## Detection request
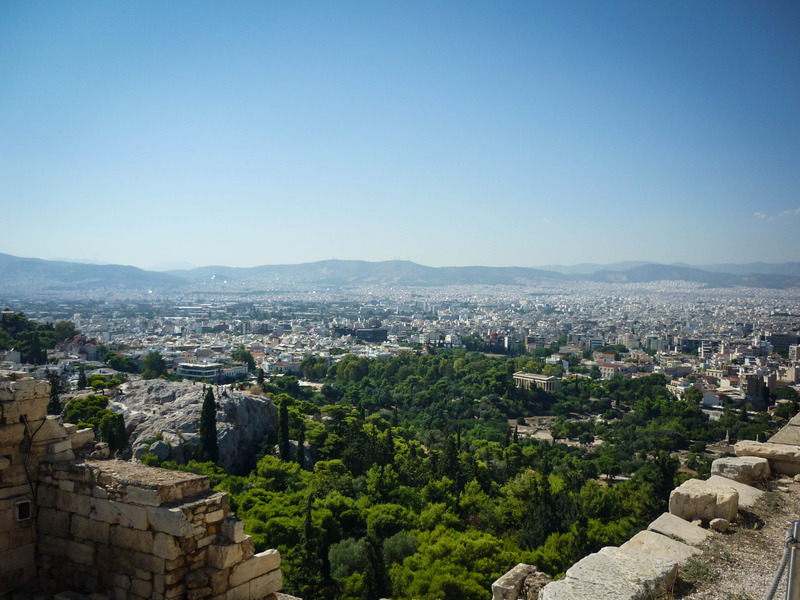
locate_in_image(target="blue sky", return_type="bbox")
[1,1,798,269]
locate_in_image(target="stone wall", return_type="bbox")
[1,372,60,594]
[0,373,284,600]
[36,460,282,600]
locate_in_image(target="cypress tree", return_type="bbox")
[199,388,218,463]
[47,372,62,415]
[77,366,87,390]
[278,400,290,461]
[296,424,306,468]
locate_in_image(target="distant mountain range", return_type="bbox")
[1,253,799,293]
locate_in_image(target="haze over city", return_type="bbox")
[1,1,799,269]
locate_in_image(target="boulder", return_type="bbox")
[735,441,800,475]
[539,545,677,600]
[711,456,770,484]
[668,478,738,522]
[149,440,171,462]
[709,518,729,532]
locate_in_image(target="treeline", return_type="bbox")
[0,311,78,364]
[161,350,790,600]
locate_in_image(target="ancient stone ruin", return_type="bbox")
[0,372,283,600]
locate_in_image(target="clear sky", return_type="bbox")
[1,1,798,270]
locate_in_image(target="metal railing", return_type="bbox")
[765,520,800,600]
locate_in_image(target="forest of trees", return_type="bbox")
[0,311,78,364]
[158,349,791,600]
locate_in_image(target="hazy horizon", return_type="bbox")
[2,2,799,269]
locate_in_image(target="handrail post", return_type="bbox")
[787,520,800,600]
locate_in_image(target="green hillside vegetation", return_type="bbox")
[0,311,78,364]
[160,349,784,600]
[64,394,126,453]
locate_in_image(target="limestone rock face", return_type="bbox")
[711,456,770,484]
[668,478,738,522]
[735,440,800,475]
[114,380,278,473]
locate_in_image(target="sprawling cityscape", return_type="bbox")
[4,277,798,413]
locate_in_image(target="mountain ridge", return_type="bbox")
[1,253,799,292]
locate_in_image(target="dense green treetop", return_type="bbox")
[162,349,782,600]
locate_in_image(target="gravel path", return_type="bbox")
[673,477,800,600]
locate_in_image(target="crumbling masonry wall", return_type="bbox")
[1,373,283,600]
[36,460,282,600]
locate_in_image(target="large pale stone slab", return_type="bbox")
[706,475,764,510]
[669,478,738,522]
[71,514,110,544]
[147,506,196,537]
[539,546,677,600]
[35,416,69,442]
[492,563,537,600]
[249,568,282,598]
[222,518,246,543]
[711,456,770,484]
[207,542,245,570]
[229,549,281,588]
[647,512,711,546]
[768,412,800,445]
[153,532,182,560]
[88,497,149,530]
[736,441,800,475]
[621,530,700,565]
[110,526,153,554]
[70,428,96,449]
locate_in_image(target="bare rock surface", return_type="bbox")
[113,379,278,473]
[710,456,770,484]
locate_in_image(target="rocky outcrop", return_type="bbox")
[735,440,800,475]
[668,478,738,522]
[114,380,278,474]
[711,456,770,484]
